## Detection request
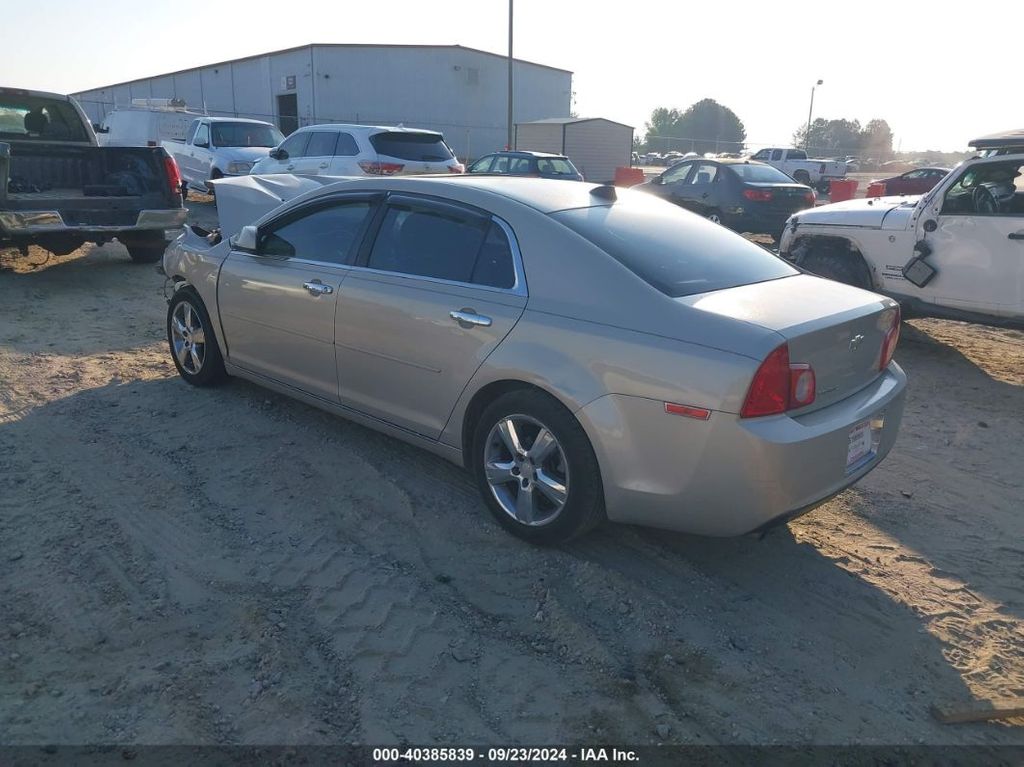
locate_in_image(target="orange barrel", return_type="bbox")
[829,178,859,202]
[614,166,645,187]
[866,181,887,198]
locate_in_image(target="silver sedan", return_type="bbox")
[163,175,906,543]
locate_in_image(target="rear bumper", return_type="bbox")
[576,363,907,536]
[0,208,186,236]
[722,209,808,236]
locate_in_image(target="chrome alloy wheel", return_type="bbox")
[483,414,570,526]
[170,301,206,375]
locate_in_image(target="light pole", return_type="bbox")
[805,79,823,149]
[507,0,514,150]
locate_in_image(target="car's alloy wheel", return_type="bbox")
[170,300,207,375]
[707,211,722,224]
[483,414,570,526]
[166,289,226,387]
[472,389,605,543]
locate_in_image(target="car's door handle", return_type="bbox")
[287,164,295,171]
[450,309,492,327]
[1009,231,1024,240]
[303,280,334,296]
[319,162,329,169]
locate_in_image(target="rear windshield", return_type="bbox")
[728,163,797,183]
[370,132,454,162]
[0,93,90,142]
[552,195,797,298]
[210,122,283,148]
[538,157,578,176]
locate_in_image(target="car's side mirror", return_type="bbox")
[229,225,259,253]
[269,148,287,160]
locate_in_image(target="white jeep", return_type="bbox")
[779,130,1024,329]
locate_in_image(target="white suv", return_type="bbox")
[250,124,463,178]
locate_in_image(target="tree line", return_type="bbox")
[639,99,895,160]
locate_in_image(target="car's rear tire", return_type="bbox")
[167,287,227,387]
[706,209,723,225]
[471,389,605,544]
[793,170,811,185]
[801,245,872,290]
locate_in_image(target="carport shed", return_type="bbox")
[514,117,633,183]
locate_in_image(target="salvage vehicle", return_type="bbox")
[162,117,283,197]
[249,123,462,178]
[749,147,847,193]
[163,175,905,543]
[779,131,1024,328]
[1,86,185,262]
[638,158,815,238]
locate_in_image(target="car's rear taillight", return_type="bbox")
[163,155,182,198]
[448,162,465,173]
[740,343,817,418]
[878,305,901,370]
[803,190,816,206]
[358,161,405,176]
[742,188,773,202]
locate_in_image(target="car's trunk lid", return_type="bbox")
[678,274,897,411]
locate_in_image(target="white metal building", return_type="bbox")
[515,117,634,182]
[71,44,572,160]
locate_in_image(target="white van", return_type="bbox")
[98,99,204,147]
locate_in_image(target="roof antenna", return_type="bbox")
[590,184,617,201]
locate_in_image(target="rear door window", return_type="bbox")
[335,132,359,156]
[508,157,533,174]
[305,131,339,157]
[537,158,577,176]
[364,200,515,288]
[552,195,797,297]
[370,131,454,161]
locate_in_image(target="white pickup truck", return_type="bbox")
[749,147,847,192]
[162,117,283,197]
[779,129,1024,329]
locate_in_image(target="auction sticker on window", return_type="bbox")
[846,420,874,469]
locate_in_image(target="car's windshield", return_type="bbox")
[0,92,90,142]
[210,122,283,148]
[553,194,797,298]
[728,164,795,183]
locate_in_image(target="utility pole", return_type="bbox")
[507,0,514,150]
[805,79,823,149]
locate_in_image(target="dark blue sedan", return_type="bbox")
[638,158,815,239]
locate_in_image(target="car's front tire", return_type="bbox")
[471,389,605,544]
[166,287,227,387]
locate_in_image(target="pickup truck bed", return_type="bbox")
[1,86,186,263]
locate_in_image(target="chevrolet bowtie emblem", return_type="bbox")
[849,334,865,351]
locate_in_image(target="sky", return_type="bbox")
[5,0,1020,152]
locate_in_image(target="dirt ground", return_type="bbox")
[1,198,1023,746]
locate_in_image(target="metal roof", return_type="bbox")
[518,117,634,129]
[71,43,572,95]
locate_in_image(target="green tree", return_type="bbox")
[861,119,894,161]
[644,100,746,154]
[793,118,863,156]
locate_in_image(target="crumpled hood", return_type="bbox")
[794,195,921,230]
[210,174,339,237]
[215,146,273,165]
